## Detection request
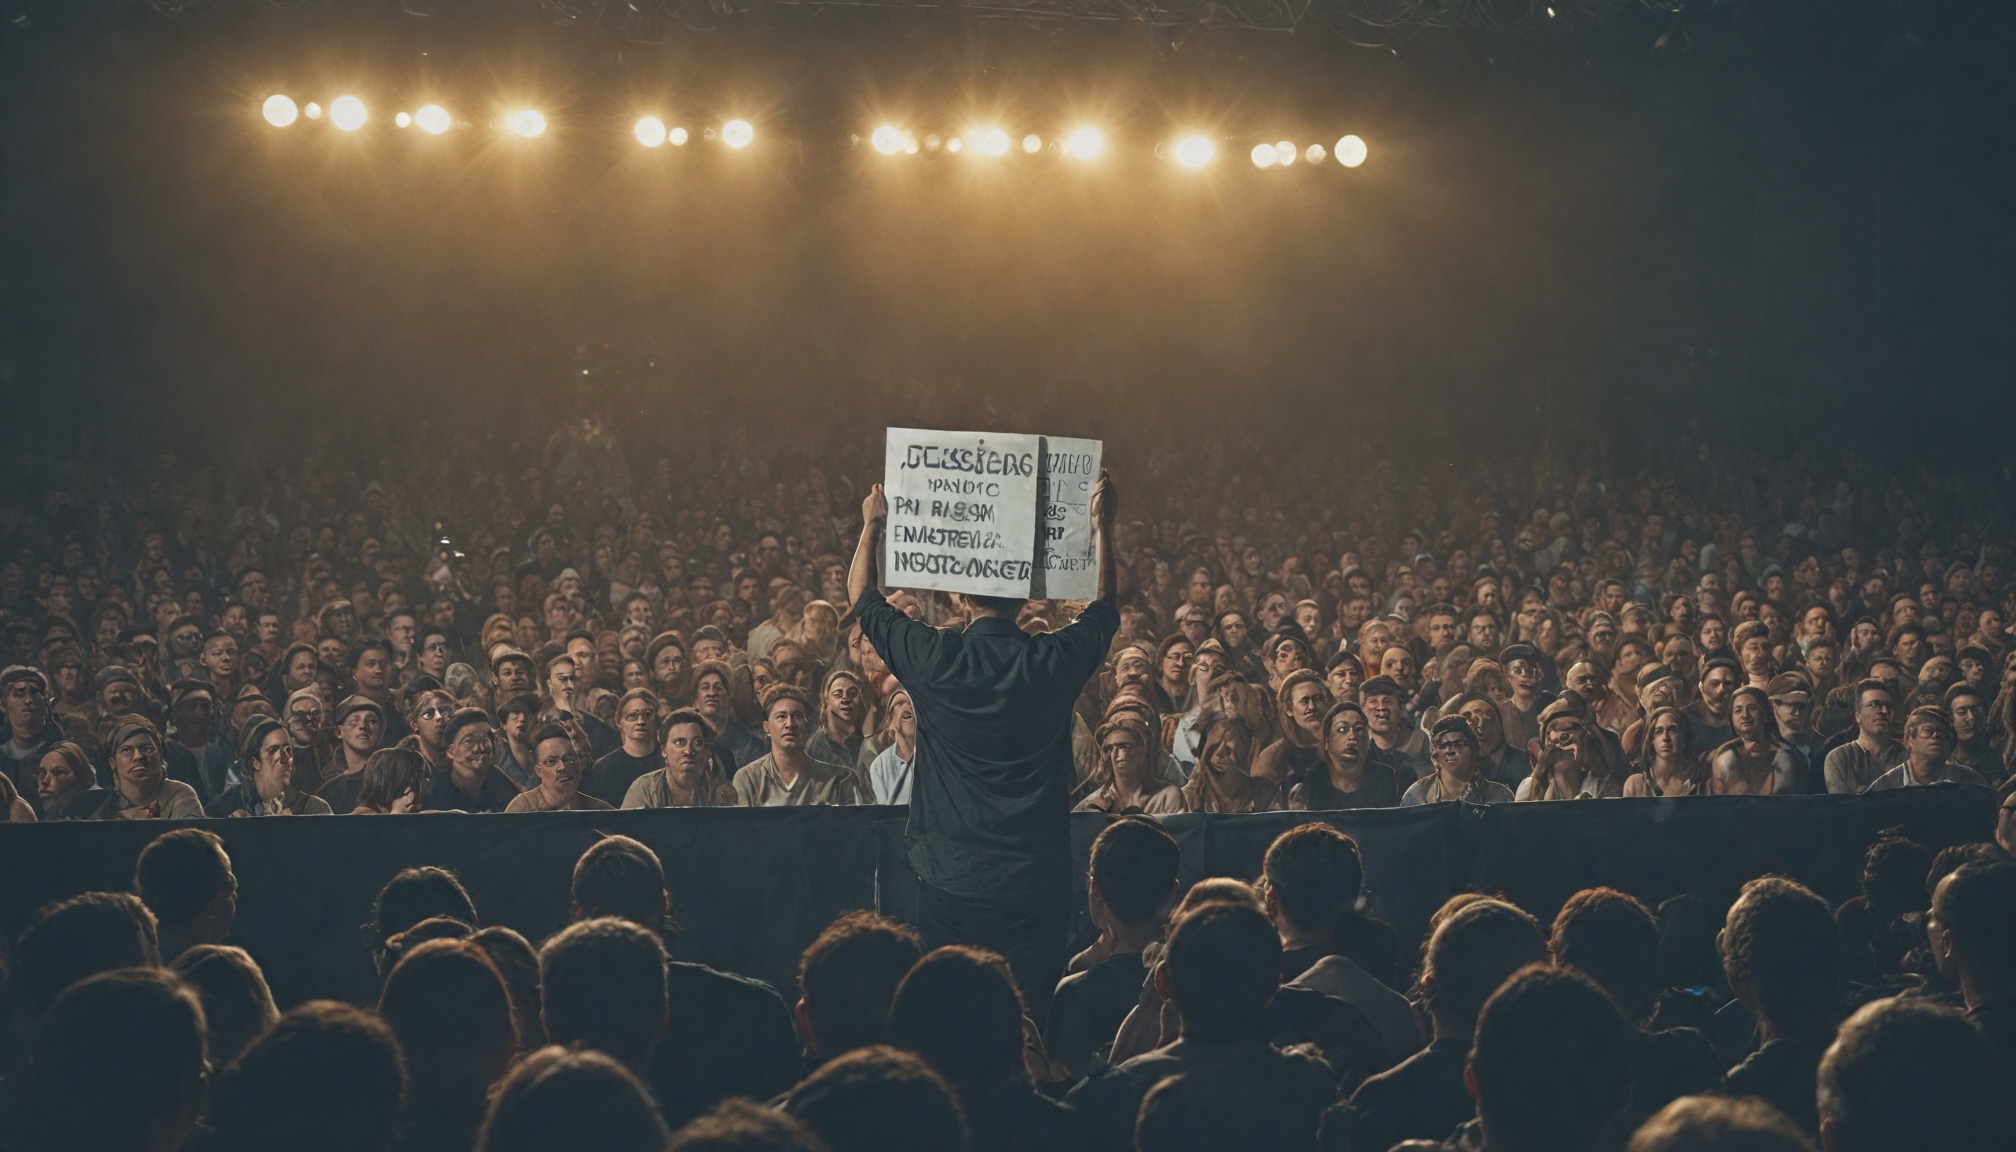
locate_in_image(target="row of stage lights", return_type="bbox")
[259,93,1370,169]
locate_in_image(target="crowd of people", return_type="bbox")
[3,412,2016,821]
[0,814,2011,1152]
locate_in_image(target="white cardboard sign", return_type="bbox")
[1032,435,1104,600]
[883,428,1042,599]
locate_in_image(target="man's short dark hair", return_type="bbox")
[1162,901,1280,1043]
[498,693,541,721]
[1262,824,1364,940]
[350,637,393,668]
[1817,997,2006,1152]
[528,721,575,753]
[781,1045,970,1152]
[1933,860,2016,987]
[370,866,477,953]
[964,593,1025,617]
[1626,1095,1815,1152]
[1420,897,1546,1037]
[1470,964,1635,1151]
[538,918,669,1071]
[660,707,709,741]
[886,946,1025,1085]
[443,707,494,748]
[10,891,162,1020]
[1089,816,1180,926]
[1136,1064,1311,1152]
[571,835,672,935]
[796,911,922,1061]
[759,683,812,718]
[21,968,207,1152]
[377,939,520,1090]
[478,1045,671,1152]
[171,944,278,1067]
[134,828,235,934]
[204,1000,406,1152]
[1853,678,1893,706]
[667,1099,828,1152]
[1720,877,1837,1035]
[1549,886,1660,1022]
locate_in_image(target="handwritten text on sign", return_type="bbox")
[1032,435,1103,601]
[884,428,1041,598]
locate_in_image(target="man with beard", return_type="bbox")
[1767,674,1827,793]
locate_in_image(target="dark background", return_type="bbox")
[0,0,2011,457]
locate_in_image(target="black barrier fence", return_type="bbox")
[0,788,1994,1007]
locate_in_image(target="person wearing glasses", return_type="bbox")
[1400,715,1515,806]
[427,709,524,813]
[505,720,610,812]
[206,718,332,816]
[1823,679,1908,793]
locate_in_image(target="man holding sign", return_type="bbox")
[848,437,1117,1015]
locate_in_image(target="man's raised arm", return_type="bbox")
[848,483,889,607]
[1093,470,1117,609]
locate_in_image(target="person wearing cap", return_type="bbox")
[690,625,732,666]
[1,664,67,814]
[1865,707,1988,792]
[1823,679,1908,794]
[1764,673,1826,791]
[90,715,204,820]
[439,707,526,812]
[489,648,536,715]
[1361,675,1429,780]
[1401,715,1513,806]
[1956,642,1997,695]
[205,718,334,817]
[314,694,386,814]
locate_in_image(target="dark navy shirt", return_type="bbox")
[855,589,1118,899]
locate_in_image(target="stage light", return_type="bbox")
[1335,134,1367,167]
[721,119,753,148]
[416,104,451,135]
[330,96,367,132]
[1174,135,1214,167]
[395,111,412,128]
[1063,128,1103,160]
[670,126,688,145]
[904,136,919,154]
[262,94,298,127]
[975,127,1010,157]
[1276,140,1296,166]
[924,134,941,152]
[304,102,322,120]
[1251,143,1278,168]
[1022,134,1042,154]
[635,116,667,147]
[507,110,546,138]
[947,136,963,153]
[1306,143,1326,163]
[871,125,903,154]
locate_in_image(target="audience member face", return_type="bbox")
[1648,712,1684,764]
[1566,662,1603,704]
[1950,693,1985,743]
[412,695,453,752]
[1430,729,1476,782]
[1201,726,1249,780]
[1100,727,1147,788]
[1326,709,1368,765]
[533,736,583,801]
[888,691,916,742]
[114,729,166,797]
[546,658,580,712]
[1729,691,1767,740]
[1287,680,1327,737]
[496,659,531,696]
[652,644,686,688]
[353,647,391,692]
[1698,664,1738,711]
[250,728,295,802]
[448,721,495,776]
[1458,698,1502,753]
[1856,687,1894,740]
[35,750,90,807]
[823,676,864,731]
[1904,716,1952,765]
[765,698,808,754]
[340,709,385,758]
[418,632,450,678]
[662,721,711,794]
[1771,695,1810,736]
[2,678,48,735]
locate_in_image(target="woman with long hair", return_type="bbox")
[1075,715,1186,815]
[1149,633,1194,715]
[643,632,693,712]
[1252,669,1330,792]
[353,747,431,814]
[1179,711,1281,813]
[1708,685,1800,795]
[798,599,842,664]
[1621,706,1706,797]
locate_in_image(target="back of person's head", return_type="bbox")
[1817,997,2007,1152]
[796,911,922,1060]
[1160,901,1280,1043]
[1931,860,2016,987]
[1135,1064,1308,1152]
[1719,877,1837,1036]
[382,915,475,973]
[1470,964,1635,1152]
[782,1045,970,1152]
[204,1000,405,1152]
[1550,886,1661,1022]
[23,968,206,1152]
[475,1045,671,1152]
[538,917,668,1071]
[1262,823,1365,939]
[1627,1096,1816,1152]
[886,946,1025,1086]
[471,925,547,1049]
[668,1099,831,1152]
[570,835,671,935]
[377,938,519,1092]
[371,866,478,963]
[1421,897,1547,1038]
[11,891,161,1022]
[1655,894,1725,991]
[170,943,278,1065]
[133,828,236,943]
[1858,834,1933,923]
[1089,815,1181,928]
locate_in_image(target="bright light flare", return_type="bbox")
[974,127,1010,156]
[635,116,668,147]
[304,102,322,120]
[330,95,367,132]
[1275,140,1296,166]
[721,119,754,148]
[416,105,451,135]
[1173,135,1214,168]
[1063,128,1104,160]
[871,125,903,154]
[506,110,546,138]
[395,111,412,128]
[262,94,298,128]
[1335,134,1368,167]
[1250,142,1278,168]
[1022,134,1042,154]
[670,126,689,145]
[1306,143,1327,163]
